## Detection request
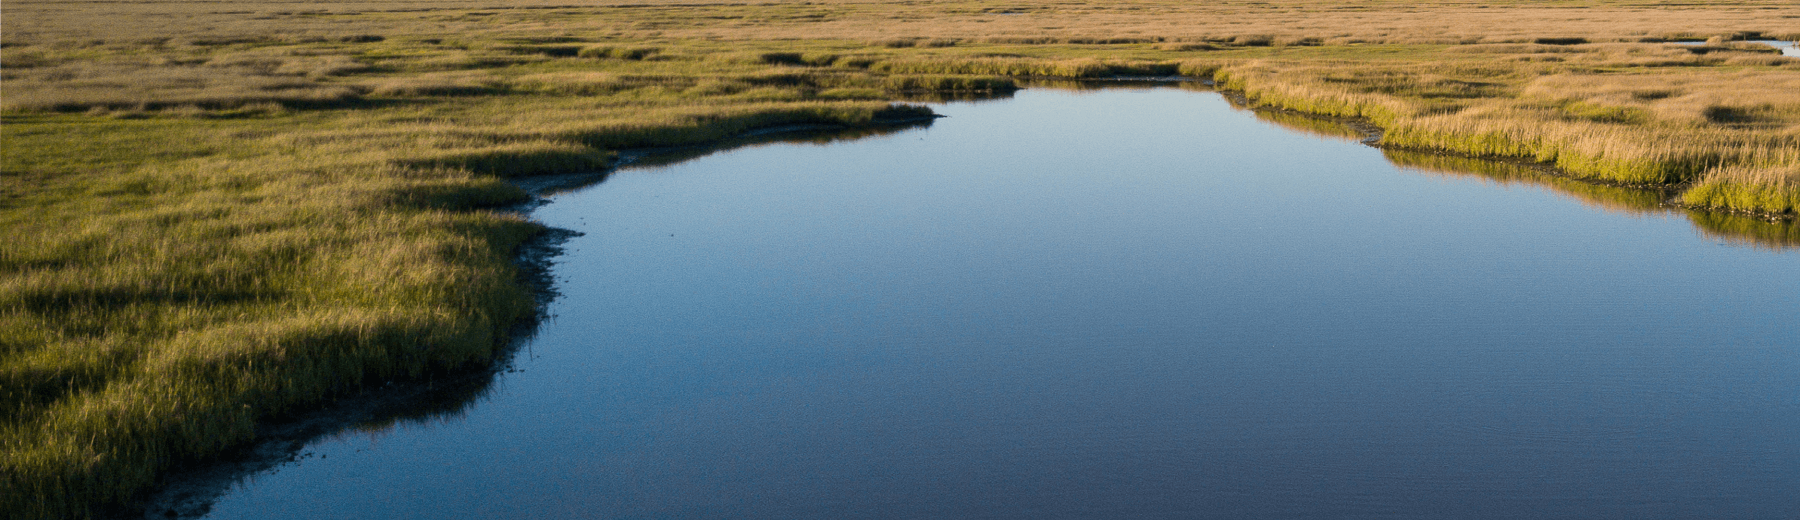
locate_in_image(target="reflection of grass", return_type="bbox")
[1382,150,1675,215]
[622,119,941,171]
[1250,109,1369,142]
[5,1,1800,516]
[1385,149,1800,248]
[1682,165,1800,215]
[1689,211,1800,249]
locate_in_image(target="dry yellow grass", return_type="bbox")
[1211,43,1800,188]
[5,0,1796,46]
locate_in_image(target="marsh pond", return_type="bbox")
[171,85,1796,519]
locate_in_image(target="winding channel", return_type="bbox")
[170,85,1797,519]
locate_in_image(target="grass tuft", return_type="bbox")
[1682,165,1800,214]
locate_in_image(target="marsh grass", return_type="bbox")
[1206,46,1800,209]
[3,75,938,520]
[5,0,1800,517]
[1682,165,1800,215]
[1,152,544,517]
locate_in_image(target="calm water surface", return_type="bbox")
[201,87,1799,519]
[1670,40,1798,56]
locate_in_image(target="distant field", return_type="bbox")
[3,1,1798,517]
[6,0,1796,45]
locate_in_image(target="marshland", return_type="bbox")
[3,1,1798,518]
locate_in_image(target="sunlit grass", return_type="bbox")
[2,92,934,520]
[1683,165,1800,214]
[1216,51,1800,191]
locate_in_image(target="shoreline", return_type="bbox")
[123,114,943,520]
[124,86,1789,515]
[1218,88,1796,223]
[114,81,1795,518]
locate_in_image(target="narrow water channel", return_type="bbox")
[191,86,1797,519]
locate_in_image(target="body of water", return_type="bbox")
[192,86,1798,519]
[1672,39,1799,56]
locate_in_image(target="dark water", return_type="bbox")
[197,86,1798,519]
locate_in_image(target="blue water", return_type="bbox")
[197,86,1799,519]
[1673,39,1798,56]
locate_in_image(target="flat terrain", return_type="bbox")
[3,1,1797,517]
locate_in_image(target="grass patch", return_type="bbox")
[1216,50,1800,192]
[1682,165,1800,215]
[2,58,940,519]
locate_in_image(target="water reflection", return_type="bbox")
[1021,78,1212,93]
[1382,152,1798,249]
[893,89,1018,103]
[1250,109,1372,142]
[514,119,938,197]
[628,120,939,170]
[1237,104,1797,249]
[1689,210,1800,249]
[1381,150,1677,216]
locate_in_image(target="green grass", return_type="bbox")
[2,89,938,519]
[1682,165,1800,215]
[1,110,544,518]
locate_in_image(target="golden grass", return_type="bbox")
[1,99,931,519]
[1683,165,1800,214]
[5,0,1797,47]
[1213,49,1800,187]
[1,145,544,516]
[4,1,1799,517]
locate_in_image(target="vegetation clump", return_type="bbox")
[1211,46,1800,203]
[1682,165,1800,215]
